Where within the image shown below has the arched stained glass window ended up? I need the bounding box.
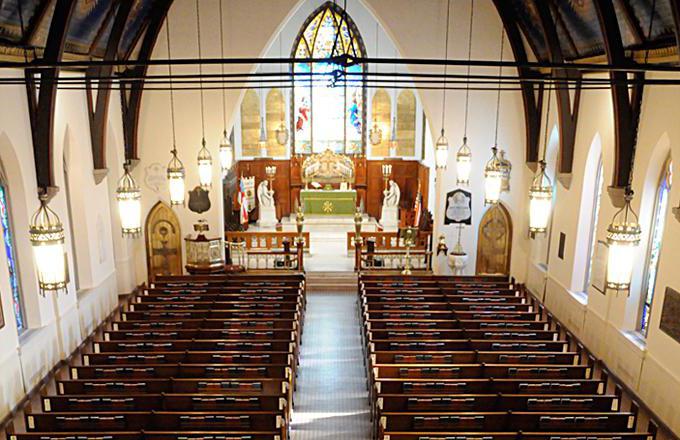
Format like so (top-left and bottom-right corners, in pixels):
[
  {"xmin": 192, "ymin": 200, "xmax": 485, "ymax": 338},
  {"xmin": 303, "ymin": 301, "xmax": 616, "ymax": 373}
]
[
  {"xmin": 584, "ymin": 158, "xmax": 604, "ymax": 292},
  {"xmin": 370, "ymin": 89, "xmax": 391, "ymax": 157},
  {"xmin": 397, "ymin": 90, "xmax": 416, "ymax": 156},
  {"xmin": 292, "ymin": 2, "xmax": 366, "ymax": 155},
  {"xmin": 0, "ymin": 180, "xmax": 24, "ymax": 331},
  {"xmin": 266, "ymin": 88, "xmax": 286, "ymax": 157},
  {"xmin": 241, "ymin": 89, "xmax": 261, "ymax": 157},
  {"xmin": 639, "ymin": 158, "xmax": 672, "ymax": 336}
]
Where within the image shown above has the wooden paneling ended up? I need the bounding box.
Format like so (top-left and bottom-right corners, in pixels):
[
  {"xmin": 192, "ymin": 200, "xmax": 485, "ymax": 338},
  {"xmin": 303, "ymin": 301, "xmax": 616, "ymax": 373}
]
[{"xmin": 231, "ymin": 157, "xmax": 428, "ymax": 222}]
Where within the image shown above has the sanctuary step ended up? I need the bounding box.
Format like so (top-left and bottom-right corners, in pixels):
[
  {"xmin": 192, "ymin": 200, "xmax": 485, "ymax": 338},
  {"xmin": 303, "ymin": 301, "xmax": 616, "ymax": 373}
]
[{"xmin": 306, "ymin": 271, "xmax": 358, "ymax": 293}]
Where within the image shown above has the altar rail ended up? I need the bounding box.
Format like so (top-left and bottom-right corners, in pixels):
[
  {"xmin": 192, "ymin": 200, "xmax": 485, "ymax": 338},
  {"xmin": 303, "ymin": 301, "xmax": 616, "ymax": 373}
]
[
  {"xmin": 346, "ymin": 231, "xmax": 431, "ymax": 252},
  {"xmin": 356, "ymin": 249, "xmax": 433, "ymax": 272},
  {"xmin": 226, "ymin": 231, "xmax": 311, "ymax": 251}
]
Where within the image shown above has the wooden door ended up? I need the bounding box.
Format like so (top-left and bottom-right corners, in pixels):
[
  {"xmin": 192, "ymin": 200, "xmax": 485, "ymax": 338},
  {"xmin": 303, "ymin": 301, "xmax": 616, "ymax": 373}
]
[
  {"xmin": 145, "ymin": 202, "xmax": 183, "ymax": 280},
  {"xmin": 476, "ymin": 203, "xmax": 512, "ymax": 275}
]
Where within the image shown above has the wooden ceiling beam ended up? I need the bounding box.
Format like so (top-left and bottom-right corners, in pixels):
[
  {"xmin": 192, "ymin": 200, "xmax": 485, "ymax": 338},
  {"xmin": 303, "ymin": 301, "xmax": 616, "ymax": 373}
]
[
  {"xmin": 120, "ymin": 0, "xmax": 174, "ymax": 161},
  {"xmin": 669, "ymin": 0, "xmax": 680, "ymax": 61},
  {"xmin": 594, "ymin": 0, "xmax": 645, "ymax": 207},
  {"xmin": 88, "ymin": 2, "xmax": 116, "ymax": 57},
  {"xmin": 22, "ymin": 0, "xmax": 52, "ymax": 47},
  {"xmin": 534, "ymin": 0, "xmax": 581, "ymax": 188},
  {"xmin": 85, "ymin": 0, "xmax": 134, "ymax": 182},
  {"xmin": 492, "ymin": 0, "xmax": 544, "ymax": 169},
  {"xmin": 618, "ymin": 0, "xmax": 646, "ymax": 45},
  {"xmin": 25, "ymin": 0, "xmax": 76, "ymax": 194}
]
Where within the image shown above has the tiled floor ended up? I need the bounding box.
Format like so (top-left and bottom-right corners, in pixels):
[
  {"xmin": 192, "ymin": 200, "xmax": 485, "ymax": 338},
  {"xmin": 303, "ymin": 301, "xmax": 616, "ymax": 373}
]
[{"xmin": 290, "ymin": 281, "xmax": 372, "ymax": 439}]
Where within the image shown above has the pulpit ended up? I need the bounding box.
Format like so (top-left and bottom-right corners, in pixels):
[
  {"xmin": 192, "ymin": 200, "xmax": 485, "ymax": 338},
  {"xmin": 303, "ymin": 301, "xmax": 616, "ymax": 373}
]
[{"xmin": 185, "ymin": 221, "xmax": 225, "ymax": 274}]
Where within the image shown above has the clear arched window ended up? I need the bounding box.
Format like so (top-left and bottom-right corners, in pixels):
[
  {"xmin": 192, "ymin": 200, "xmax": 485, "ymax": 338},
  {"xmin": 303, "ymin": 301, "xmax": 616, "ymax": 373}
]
[
  {"xmin": 396, "ymin": 90, "xmax": 416, "ymax": 156},
  {"xmin": 292, "ymin": 1, "xmax": 366, "ymax": 155},
  {"xmin": 266, "ymin": 88, "xmax": 286, "ymax": 157},
  {"xmin": 584, "ymin": 158, "xmax": 604, "ymax": 292},
  {"xmin": 241, "ymin": 89, "xmax": 261, "ymax": 157},
  {"xmin": 0, "ymin": 176, "xmax": 24, "ymax": 331},
  {"xmin": 639, "ymin": 158, "xmax": 673, "ymax": 335},
  {"xmin": 370, "ymin": 89, "xmax": 391, "ymax": 157}
]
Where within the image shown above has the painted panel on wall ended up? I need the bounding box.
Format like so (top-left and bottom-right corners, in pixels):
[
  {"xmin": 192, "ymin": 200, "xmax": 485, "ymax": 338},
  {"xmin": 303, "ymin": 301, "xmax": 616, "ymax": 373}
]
[{"xmin": 660, "ymin": 287, "xmax": 680, "ymax": 344}]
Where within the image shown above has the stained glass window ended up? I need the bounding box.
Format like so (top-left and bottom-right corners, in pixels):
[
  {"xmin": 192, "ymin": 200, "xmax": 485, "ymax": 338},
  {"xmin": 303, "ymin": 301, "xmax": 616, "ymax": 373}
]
[
  {"xmin": 292, "ymin": 2, "xmax": 366, "ymax": 155},
  {"xmin": 0, "ymin": 184, "xmax": 24, "ymax": 331},
  {"xmin": 640, "ymin": 158, "xmax": 672, "ymax": 336},
  {"xmin": 584, "ymin": 159, "xmax": 604, "ymax": 292},
  {"xmin": 396, "ymin": 90, "xmax": 416, "ymax": 156},
  {"xmin": 241, "ymin": 89, "xmax": 261, "ymax": 157},
  {"xmin": 369, "ymin": 89, "xmax": 391, "ymax": 156}
]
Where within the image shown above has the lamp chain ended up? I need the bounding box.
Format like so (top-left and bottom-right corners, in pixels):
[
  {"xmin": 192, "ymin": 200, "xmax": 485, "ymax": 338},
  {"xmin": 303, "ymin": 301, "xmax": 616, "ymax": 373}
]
[
  {"xmin": 541, "ymin": 85, "xmax": 552, "ymax": 163},
  {"xmin": 441, "ymin": 0, "xmax": 452, "ymax": 131},
  {"xmin": 493, "ymin": 29, "xmax": 505, "ymax": 147},
  {"xmin": 196, "ymin": 0, "xmax": 206, "ymax": 140},
  {"xmin": 219, "ymin": 0, "xmax": 227, "ymax": 134},
  {"xmin": 165, "ymin": 15, "xmax": 177, "ymax": 153},
  {"xmin": 463, "ymin": 0, "xmax": 474, "ymax": 138}
]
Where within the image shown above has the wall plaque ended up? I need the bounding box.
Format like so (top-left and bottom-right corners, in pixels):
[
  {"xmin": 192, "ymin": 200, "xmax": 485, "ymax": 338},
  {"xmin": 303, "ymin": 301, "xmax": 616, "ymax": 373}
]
[
  {"xmin": 444, "ymin": 189, "xmax": 472, "ymax": 225},
  {"xmin": 660, "ymin": 287, "xmax": 680, "ymax": 343}
]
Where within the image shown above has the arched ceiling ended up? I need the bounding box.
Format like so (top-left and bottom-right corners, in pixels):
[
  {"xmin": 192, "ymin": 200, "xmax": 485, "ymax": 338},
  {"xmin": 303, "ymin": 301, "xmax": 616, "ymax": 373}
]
[{"xmin": 0, "ymin": 0, "xmax": 676, "ymax": 64}]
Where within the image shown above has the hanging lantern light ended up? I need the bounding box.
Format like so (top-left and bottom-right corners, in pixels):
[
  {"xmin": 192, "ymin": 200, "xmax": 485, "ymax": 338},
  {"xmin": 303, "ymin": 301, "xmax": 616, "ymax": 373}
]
[
  {"xmin": 116, "ymin": 162, "xmax": 141, "ymax": 237},
  {"xmin": 30, "ymin": 195, "xmax": 67, "ymax": 293},
  {"xmin": 275, "ymin": 122, "xmax": 289, "ymax": 146},
  {"xmin": 528, "ymin": 160, "xmax": 553, "ymax": 233},
  {"xmin": 456, "ymin": 137, "xmax": 472, "ymax": 185},
  {"xmin": 369, "ymin": 122, "xmax": 383, "ymax": 146},
  {"xmin": 606, "ymin": 190, "xmax": 641, "ymax": 291},
  {"xmin": 259, "ymin": 116, "xmax": 268, "ymax": 157},
  {"xmin": 484, "ymin": 146, "xmax": 504, "ymax": 205},
  {"xmin": 435, "ymin": 0, "xmax": 452, "ymax": 170},
  {"xmin": 219, "ymin": 130, "xmax": 233, "ymax": 175},
  {"xmin": 435, "ymin": 129, "xmax": 449, "ymax": 169},
  {"xmin": 389, "ymin": 116, "xmax": 398, "ymax": 157},
  {"xmin": 197, "ymin": 138, "xmax": 213, "ymax": 190},
  {"xmin": 167, "ymin": 149, "xmax": 186, "ymax": 206}
]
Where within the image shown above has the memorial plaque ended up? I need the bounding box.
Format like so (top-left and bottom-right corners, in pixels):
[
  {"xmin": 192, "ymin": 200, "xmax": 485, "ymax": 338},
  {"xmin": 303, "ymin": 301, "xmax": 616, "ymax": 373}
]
[
  {"xmin": 444, "ymin": 189, "xmax": 472, "ymax": 225},
  {"xmin": 660, "ymin": 287, "xmax": 680, "ymax": 343}
]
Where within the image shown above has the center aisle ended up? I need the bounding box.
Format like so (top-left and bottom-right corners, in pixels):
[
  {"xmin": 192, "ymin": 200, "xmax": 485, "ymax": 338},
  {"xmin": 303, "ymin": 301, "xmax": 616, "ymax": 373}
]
[{"xmin": 290, "ymin": 272, "xmax": 371, "ymax": 439}]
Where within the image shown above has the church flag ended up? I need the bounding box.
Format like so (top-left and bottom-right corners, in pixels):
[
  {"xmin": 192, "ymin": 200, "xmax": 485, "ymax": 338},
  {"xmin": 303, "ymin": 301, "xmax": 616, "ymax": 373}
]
[
  {"xmin": 239, "ymin": 178, "xmax": 249, "ymax": 225},
  {"xmin": 413, "ymin": 182, "xmax": 422, "ymax": 228}
]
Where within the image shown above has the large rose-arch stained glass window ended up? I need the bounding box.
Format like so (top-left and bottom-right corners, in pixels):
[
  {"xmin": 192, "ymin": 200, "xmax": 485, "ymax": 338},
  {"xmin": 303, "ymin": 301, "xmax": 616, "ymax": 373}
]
[{"xmin": 291, "ymin": 2, "xmax": 366, "ymax": 155}]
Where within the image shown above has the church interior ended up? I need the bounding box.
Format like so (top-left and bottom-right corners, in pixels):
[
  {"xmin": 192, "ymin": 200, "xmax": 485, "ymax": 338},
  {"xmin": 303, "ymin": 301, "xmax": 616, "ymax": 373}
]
[{"xmin": 0, "ymin": 0, "xmax": 680, "ymax": 439}]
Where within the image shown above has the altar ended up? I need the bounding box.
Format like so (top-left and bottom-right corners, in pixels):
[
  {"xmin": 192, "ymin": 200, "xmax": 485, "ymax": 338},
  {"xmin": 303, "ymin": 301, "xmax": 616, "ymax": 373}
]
[{"xmin": 300, "ymin": 189, "xmax": 357, "ymax": 216}]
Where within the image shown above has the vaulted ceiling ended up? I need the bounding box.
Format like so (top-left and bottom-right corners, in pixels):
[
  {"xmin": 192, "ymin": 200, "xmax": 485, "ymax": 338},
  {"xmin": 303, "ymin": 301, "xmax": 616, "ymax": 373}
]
[{"xmin": 0, "ymin": 0, "xmax": 676, "ymax": 64}]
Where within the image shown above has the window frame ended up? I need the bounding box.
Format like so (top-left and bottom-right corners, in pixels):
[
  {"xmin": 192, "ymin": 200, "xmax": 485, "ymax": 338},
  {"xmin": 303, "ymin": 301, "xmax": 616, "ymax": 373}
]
[
  {"xmin": 638, "ymin": 157, "xmax": 672, "ymax": 336},
  {"xmin": 0, "ymin": 175, "xmax": 26, "ymax": 333},
  {"xmin": 583, "ymin": 157, "xmax": 604, "ymax": 293}
]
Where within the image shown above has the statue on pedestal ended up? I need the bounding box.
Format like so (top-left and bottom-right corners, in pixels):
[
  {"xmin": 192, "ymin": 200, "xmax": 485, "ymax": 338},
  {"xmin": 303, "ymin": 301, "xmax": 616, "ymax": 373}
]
[
  {"xmin": 380, "ymin": 180, "xmax": 400, "ymax": 231},
  {"xmin": 257, "ymin": 180, "xmax": 277, "ymax": 228}
]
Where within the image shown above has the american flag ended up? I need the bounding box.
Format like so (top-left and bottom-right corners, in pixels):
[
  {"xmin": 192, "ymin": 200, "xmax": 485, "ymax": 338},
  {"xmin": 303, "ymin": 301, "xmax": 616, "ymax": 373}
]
[
  {"xmin": 239, "ymin": 178, "xmax": 249, "ymax": 225},
  {"xmin": 413, "ymin": 182, "xmax": 422, "ymax": 228}
]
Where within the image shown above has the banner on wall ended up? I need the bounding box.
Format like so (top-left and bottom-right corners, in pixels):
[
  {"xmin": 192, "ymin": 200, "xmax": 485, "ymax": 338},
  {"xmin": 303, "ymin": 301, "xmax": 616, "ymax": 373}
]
[{"xmin": 445, "ymin": 189, "xmax": 472, "ymax": 225}]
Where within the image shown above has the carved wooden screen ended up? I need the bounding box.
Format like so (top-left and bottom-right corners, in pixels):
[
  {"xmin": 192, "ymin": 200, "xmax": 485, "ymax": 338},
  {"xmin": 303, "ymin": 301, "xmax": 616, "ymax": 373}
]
[
  {"xmin": 476, "ymin": 203, "xmax": 512, "ymax": 275},
  {"xmin": 145, "ymin": 202, "xmax": 183, "ymax": 280}
]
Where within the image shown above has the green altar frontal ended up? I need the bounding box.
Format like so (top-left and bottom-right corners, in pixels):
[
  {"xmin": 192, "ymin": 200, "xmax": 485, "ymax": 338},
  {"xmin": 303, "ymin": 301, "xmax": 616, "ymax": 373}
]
[{"xmin": 300, "ymin": 190, "xmax": 357, "ymax": 216}]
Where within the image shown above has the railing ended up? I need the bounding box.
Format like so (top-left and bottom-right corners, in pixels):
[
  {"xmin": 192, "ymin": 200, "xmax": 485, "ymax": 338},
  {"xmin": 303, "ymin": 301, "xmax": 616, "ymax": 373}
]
[
  {"xmin": 226, "ymin": 239, "xmax": 305, "ymax": 271},
  {"xmin": 357, "ymin": 249, "xmax": 432, "ymax": 272},
  {"xmin": 225, "ymin": 231, "xmax": 311, "ymax": 251},
  {"xmin": 346, "ymin": 231, "xmax": 430, "ymax": 252}
]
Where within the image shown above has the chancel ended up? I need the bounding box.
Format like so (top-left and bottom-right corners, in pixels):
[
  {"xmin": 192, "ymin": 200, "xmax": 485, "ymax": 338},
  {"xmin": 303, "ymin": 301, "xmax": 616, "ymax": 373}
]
[{"xmin": 0, "ymin": 1, "xmax": 680, "ymax": 439}]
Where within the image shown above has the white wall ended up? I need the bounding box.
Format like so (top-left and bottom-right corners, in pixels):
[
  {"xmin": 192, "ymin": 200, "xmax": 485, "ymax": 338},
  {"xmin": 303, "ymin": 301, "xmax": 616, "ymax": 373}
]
[
  {"xmin": 523, "ymin": 71, "xmax": 680, "ymax": 434},
  {"xmin": 0, "ymin": 70, "xmax": 122, "ymax": 420}
]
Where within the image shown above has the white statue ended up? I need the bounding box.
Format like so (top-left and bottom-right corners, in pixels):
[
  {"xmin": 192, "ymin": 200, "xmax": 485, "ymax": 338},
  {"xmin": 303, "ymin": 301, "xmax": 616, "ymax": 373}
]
[
  {"xmin": 257, "ymin": 181, "xmax": 274, "ymax": 208},
  {"xmin": 383, "ymin": 180, "xmax": 401, "ymax": 208},
  {"xmin": 380, "ymin": 180, "xmax": 400, "ymax": 231},
  {"xmin": 257, "ymin": 180, "xmax": 277, "ymax": 228}
]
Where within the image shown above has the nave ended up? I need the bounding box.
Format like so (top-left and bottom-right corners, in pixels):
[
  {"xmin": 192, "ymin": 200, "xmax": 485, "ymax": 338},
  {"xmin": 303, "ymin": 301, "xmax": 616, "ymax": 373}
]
[{"xmin": 1, "ymin": 270, "xmax": 670, "ymax": 440}]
